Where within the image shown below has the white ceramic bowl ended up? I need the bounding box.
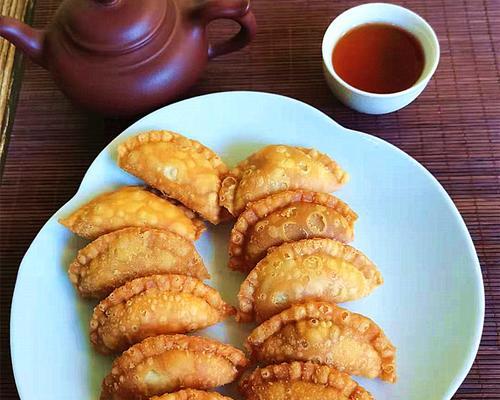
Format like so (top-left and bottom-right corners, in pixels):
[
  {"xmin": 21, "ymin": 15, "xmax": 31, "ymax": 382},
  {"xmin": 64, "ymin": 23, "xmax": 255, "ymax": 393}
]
[{"xmin": 322, "ymin": 3, "xmax": 440, "ymax": 114}]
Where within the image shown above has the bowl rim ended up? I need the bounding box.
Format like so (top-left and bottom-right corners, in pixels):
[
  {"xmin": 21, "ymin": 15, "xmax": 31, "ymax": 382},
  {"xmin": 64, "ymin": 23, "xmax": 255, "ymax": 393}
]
[{"xmin": 322, "ymin": 2, "xmax": 440, "ymax": 99}]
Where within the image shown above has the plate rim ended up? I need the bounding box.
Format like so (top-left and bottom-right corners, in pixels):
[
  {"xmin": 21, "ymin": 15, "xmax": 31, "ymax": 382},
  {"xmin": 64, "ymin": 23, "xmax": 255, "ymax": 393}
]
[{"xmin": 10, "ymin": 90, "xmax": 485, "ymax": 400}]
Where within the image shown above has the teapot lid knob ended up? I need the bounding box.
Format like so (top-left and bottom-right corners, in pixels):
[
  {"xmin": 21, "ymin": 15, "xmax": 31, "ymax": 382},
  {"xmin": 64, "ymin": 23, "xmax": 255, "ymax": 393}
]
[{"xmin": 57, "ymin": 0, "xmax": 170, "ymax": 53}]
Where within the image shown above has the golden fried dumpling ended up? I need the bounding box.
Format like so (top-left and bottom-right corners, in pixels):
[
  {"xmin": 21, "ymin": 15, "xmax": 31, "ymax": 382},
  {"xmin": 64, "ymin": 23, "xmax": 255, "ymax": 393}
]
[
  {"xmin": 101, "ymin": 334, "xmax": 249, "ymax": 400},
  {"xmin": 59, "ymin": 186, "xmax": 205, "ymax": 241},
  {"xmin": 229, "ymin": 190, "xmax": 357, "ymax": 272},
  {"xmin": 150, "ymin": 389, "xmax": 233, "ymax": 400},
  {"xmin": 219, "ymin": 145, "xmax": 349, "ymax": 217},
  {"xmin": 118, "ymin": 131, "xmax": 228, "ymax": 224},
  {"xmin": 91, "ymin": 274, "xmax": 235, "ymax": 354},
  {"xmin": 238, "ymin": 238, "xmax": 383, "ymax": 322},
  {"xmin": 239, "ymin": 361, "xmax": 373, "ymax": 400},
  {"xmin": 69, "ymin": 227, "xmax": 209, "ymax": 299},
  {"xmin": 245, "ymin": 301, "xmax": 397, "ymax": 383}
]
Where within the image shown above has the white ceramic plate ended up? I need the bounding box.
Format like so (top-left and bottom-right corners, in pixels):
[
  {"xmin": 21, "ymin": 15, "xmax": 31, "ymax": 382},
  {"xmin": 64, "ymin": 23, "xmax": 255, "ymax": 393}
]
[{"xmin": 10, "ymin": 92, "xmax": 484, "ymax": 400}]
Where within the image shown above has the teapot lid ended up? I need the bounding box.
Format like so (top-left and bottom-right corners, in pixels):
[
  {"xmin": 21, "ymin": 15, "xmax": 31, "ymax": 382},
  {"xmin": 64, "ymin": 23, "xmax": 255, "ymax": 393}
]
[{"xmin": 57, "ymin": 0, "xmax": 169, "ymax": 53}]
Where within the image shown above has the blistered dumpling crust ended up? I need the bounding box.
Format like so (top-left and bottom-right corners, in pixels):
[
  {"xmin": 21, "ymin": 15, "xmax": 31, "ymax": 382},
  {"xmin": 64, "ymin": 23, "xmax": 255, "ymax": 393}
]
[
  {"xmin": 246, "ymin": 301, "xmax": 397, "ymax": 382},
  {"xmin": 219, "ymin": 145, "xmax": 349, "ymax": 216},
  {"xmin": 101, "ymin": 334, "xmax": 248, "ymax": 400},
  {"xmin": 59, "ymin": 186, "xmax": 205, "ymax": 241},
  {"xmin": 239, "ymin": 361, "xmax": 373, "ymax": 400},
  {"xmin": 69, "ymin": 227, "xmax": 209, "ymax": 299},
  {"xmin": 150, "ymin": 389, "xmax": 234, "ymax": 400},
  {"xmin": 229, "ymin": 190, "xmax": 357, "ymax": 272},
  {"xmin": 90, "ymin": 274, "xmax": 235, "ymax": 354},
  {"xmin": 118, "ymin": 131, "xmax": 228, "ymax": 224},
  {"xmin": 238, "ymin": 238, "xmax": 383, "ymax": 322}
]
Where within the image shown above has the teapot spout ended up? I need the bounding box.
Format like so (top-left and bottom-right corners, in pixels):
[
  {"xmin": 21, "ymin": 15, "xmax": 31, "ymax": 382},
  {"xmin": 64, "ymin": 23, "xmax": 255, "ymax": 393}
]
[{"xmin": 0, "ymin": 16, "xmax": 45, "ymax": 67}]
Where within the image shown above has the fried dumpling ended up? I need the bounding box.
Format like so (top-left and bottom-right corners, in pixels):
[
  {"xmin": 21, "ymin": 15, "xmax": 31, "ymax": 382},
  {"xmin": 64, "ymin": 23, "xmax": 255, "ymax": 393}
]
[
  {"xmin": 101, "ymin": 334, "xmax": 249, "ymax": 400},
  {"xmin": 229, "ymin": 190, "xmax": 357, "ymax": 272},
  {"xmin": 219, "ymin": 145, "xmax": 349, "ymax": 217},
  {"xmin": 91, "ymin": 274, "xmax": 235, "ymax": 354},
  {"xmin": 150, "ymin": 389, "xmax": 233, "ymax": 400},
  {"xmin": 245, "ymin": 301, "xmax": 397, "ymax": 382},
  {"xmin": 69, "ymin": 227, "xmax": 209, "ymax": 299},
  {"xmin": 239, "ymin": 361, "xmax": 373, "ymax": 400},
  {"xmin": 238, "ymin": 238, "xmax": 383, "ymax": 322},
  {"xmin": 118, "ymin": 131, "xmax": 228, "ymax": 224},
  {"xmin": 59, "ymin": 186, "xmax": 205, "ymax": 241}
]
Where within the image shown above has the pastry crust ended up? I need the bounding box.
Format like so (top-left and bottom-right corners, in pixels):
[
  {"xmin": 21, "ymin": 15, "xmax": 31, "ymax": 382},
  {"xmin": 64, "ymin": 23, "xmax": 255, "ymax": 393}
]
[
  {"xmin": 90, "ymin": 274, "xmax": 235, "ymax": 354},
  {"xmin": 59, "ymin": 186, "xmax": 205, "ymax": 241},
  {"xmin": 150, "ymin": 389, "xmax": 233, "ymax": 400},
  {"xmin": 239, "ymin": 361, "xmax": 373, "ymax": 400},
  {"xmin": 245, "ymin": 301, "xmax": 397, "ymax": 383},
  {"xmin": 118, "ymin": 131, "xmax": 228, "ymax": 224},
  {"xmin": 237, "ymin": 238, "xmax": 383, "ymax": 322},
  {"xmin": 229, "ymin": 190, "xmax": 357, "ymax": 272},
  {"xmin": 219, "ymin": 145, "xmax": 349, "ymax": 217},
  {"xmin": 69, "ymin": 227, "xmax": 209, "ymax": 299},
  {"xmin": 101, "ymin": 334, "xmax": 248, "ymax": 400}
]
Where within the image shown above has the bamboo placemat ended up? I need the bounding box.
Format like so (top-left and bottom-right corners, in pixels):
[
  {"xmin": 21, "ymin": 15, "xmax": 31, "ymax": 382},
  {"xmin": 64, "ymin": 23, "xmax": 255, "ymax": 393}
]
[
  {"xmin": 0, "ymin": 0, "xmax": 33, "ymax": 169},
  {"xmin": 0, "ymin": 0, "xmax": 499, "ymax": 399}
]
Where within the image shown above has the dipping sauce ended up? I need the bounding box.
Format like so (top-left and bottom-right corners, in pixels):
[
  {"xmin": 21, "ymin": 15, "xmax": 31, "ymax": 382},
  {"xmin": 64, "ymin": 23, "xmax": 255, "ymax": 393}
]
[{"xmin": 332, "ymin": 23, "xmax": 425, "ymax": 94}]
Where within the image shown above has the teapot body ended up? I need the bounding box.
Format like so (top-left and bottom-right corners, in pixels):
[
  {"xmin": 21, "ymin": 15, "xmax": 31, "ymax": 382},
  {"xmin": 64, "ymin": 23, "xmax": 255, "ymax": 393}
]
[{"xmin": 45, "ymin": 1, "xmax": 209, "ymax": 116}]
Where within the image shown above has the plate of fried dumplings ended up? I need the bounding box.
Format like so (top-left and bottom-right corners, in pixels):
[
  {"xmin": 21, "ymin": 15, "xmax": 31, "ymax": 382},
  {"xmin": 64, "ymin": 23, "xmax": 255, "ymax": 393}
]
[{"xmin": 10, "ymin": 92, "xmax": 484, "ymax": 400}]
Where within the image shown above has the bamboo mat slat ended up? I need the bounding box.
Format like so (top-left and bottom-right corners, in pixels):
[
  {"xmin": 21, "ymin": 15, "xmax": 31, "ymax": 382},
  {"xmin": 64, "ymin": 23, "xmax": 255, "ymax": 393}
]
[
  {"xmin": 0, "ymin": 0, "xmax": 499, "ymax": 399},
  {"xmin": 0, "ymin": 0, "xmax": 33, "ymax": 166}
]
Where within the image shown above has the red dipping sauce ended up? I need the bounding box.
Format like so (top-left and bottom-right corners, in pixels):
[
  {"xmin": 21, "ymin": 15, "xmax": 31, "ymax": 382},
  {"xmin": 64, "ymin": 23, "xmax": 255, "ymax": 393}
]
[{"xmin": 332, "ymin": 23, "xmax": 425, "ymax": 94}]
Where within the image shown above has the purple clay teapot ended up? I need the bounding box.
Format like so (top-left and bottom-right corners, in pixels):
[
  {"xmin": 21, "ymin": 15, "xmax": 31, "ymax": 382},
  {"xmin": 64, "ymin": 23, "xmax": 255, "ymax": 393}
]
[{"xmin": 0, "ymin": 0, "xmax": 256, "ymax": 116}]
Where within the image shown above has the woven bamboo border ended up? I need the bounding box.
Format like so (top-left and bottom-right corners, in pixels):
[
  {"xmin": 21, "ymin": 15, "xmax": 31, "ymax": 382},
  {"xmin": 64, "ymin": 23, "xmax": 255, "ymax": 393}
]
[{"xmin": 0, "ymin": 0, "xmax": 33, "ymax": 160}]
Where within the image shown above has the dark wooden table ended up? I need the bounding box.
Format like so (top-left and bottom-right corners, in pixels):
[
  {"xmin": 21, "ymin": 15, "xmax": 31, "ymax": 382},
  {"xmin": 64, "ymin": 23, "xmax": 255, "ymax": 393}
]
[{"xmin": 1, "ymin": 0, "xmax": 499, "ymax": 399}]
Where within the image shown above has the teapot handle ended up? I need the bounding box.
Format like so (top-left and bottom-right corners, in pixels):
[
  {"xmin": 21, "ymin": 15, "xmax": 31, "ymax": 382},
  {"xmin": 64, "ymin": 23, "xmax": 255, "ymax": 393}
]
[{"xmin": 195, "ymin": 0, "xmax": 257, "ymax": 59}]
